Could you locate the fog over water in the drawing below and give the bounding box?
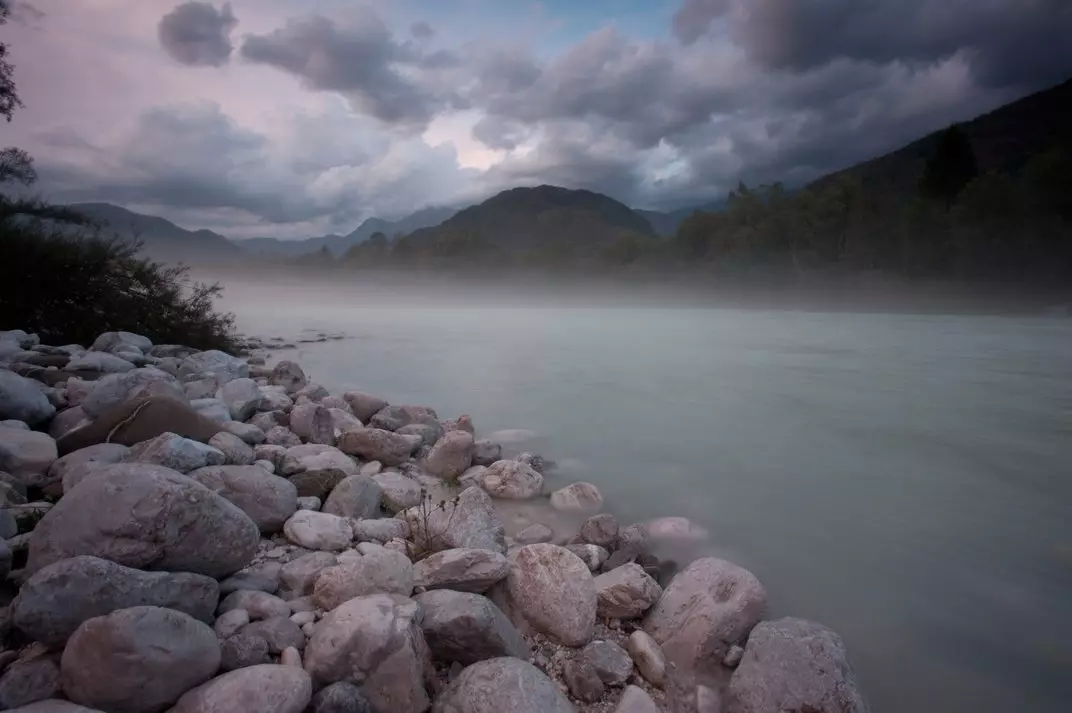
[215,273,1072,713]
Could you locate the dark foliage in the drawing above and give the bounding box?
[919,125,979,208]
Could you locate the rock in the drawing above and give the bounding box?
[171,663,311,713]
[259,387,294,412]
[251,411,286,432]
[504,544,596,646]
[396,423,439,447]
[368,404,438,433]
[266,427,302,448]
[217,378,266,422]
[311,682,373,713]
[312,550,414,610]
[64,352,135,374]
[304,594,431,713]
[281,647,302,668]
[184,376,219,401]
[179,350,249,384]
[5,700,110,713]
[413,548,510,593]
[79,369,185,420]
[0,655,62,710]
[186,465,298,533]
[477,460,543,500]
[219,590,292,620]
[401,486,506,555]
[289,404,335,446]
[565,544,610,571]
[580,514,619,548]
[46,443,128,489]
[563,657,605,702]
[433,657,573,713]
[90,331,151,353]
[614,686,660,713]
[626,631,665,686]
[280,444,357,476]
[12,556,218,647]
[724,644,744,668]
[220,634,270,670]
[125,432,225,473]
[371,471,422,513]
[441,414,474,434]
[322,474,383,519]
[336,428,420,467]
[724,618,870,713]
[214,609,250,639]
[297,496,321,511]
[424,431,474,481]
[341,392,387,423]
[0,371,55,425]
[594,563,663,619]
[47,406,88,440]
[239,616,306,654]
[1,329,39,349]
[270,361,308,393]
[0,509,17,539]
[289,468,349,500]
[61,606,220,713]
[282,511,353,551]
[350,518,408,543]
[0,427,57,487]
[279,552,338,599]
[415,590,529,666]
[645,517,710,545]
[27,464,260,578]
[208,431,256,465]
[56,396,222,455]
[328,408,364,437]
[223,420,266,445]
[550,482,604,514]
[582,640,633,686]
[515,523,553,545]
[643,557,767,673]
[470,440,501,467]
[190,398,231,424]
[603,525,653,572]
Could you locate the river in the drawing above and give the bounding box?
[218,274,1072,713]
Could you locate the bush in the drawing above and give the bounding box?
[0,197,238,351]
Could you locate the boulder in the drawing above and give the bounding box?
[61,606,220,713]
[297,495,320,510]
[613,686,660,713]
[416,590,528,666]
[563,658,604,702]
[432,658,573,713]
[412,548,510,593]
[341,392,387,423]
[367,404,438,433]
[724,618,870,713]
[168,664,312,713]
[580,514,619,549]
[515,523,553,545]
[470,440,501,467]
[56,396,222,455]
[47,406,89,440]
[396,423,439,447]
[186,465,298,533]
[290,404,335,446]
[594,563,663,619]
[239,617,306,654]
[223,420,266,445]
[0,364,50,425]
[0,655,62,710]
[12,555,218,647]
[371,471,422,513]
[289,468,349,500]
[190,398,231,424]
[336,428,420,467]
[1,329,39,349]
[423,431,474,481]
[311,682,373,713]
[27,464,259,578]
[179,350,249,384]
[90,331,151,353]
[645,517,710,545]
[208,431,255,465]
[280,444,357,476]
[626,631,665,686]
[350,518,408,543]
[64,352,135,374]
[267,427,302,448]
[312,550,414,610]
[322,474,383,519]
[219,561,282,595]
[217,378,266,422]
[328,408,364,437]
[282,511,353,551]
[476,460,543,500]
[400,486,506,555]
[254,443,287,467]
[125,432,225,473]
[643,557,767,673]
[184,376,219,401]
[80,369,184,420]
[5,700,107,713]
[603,524,653,572]
[0,427,58,487]
[220,634,270,671]
[503,544,596,646]
[46,443,128,488]
[582,640,633,686]
[279,552,338,600]
[259,387,294,412]
[549,482,604,513]
[270,361,308,393]
[304,594,432,713]
[219,590,292,621]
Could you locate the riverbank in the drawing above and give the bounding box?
[0,327,869,713]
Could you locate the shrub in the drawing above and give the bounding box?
[0,197,238,351]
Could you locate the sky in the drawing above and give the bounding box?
[2,0,1071,239]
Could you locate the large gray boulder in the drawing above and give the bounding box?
[0,371,56,425]
[270,361,308,393]
[593,562,663,619]
[643,557,767,673]
[725,618,870,713]
[0,655,62,710]
[124,432,225,473]
[400,486,506,556]
[581,640,633,686]
[80,369,184,419]
[279,552,338,600]
[310,682,373,713]
[304,594,432,713]
[423,431,474,481]
[217,378,266,422]
[90,331,151,354]
[312,550,414,610]
[372,471,422,513]
[350,518,408,543]
[27,464,260,578]
[60,606,220,713]
[476,460,543,500]
[368,404,438,433]
[498,543,596,647]
[322,474,382,519]
[280,444,357,476]
[46,443,128,489]
[412,548,509,593]
[549,482,604,513]
[208,431,256,465]
[0,427,58,487]
[341,392,387,423]
[218,590,292,620]
[186,465,298,534]
[282,510,353,551]
[168,664,312,713]
[415,590,529,666]
[289,404,335,446]
[12,556,218,647]
[337,428,420,466]
[239,617,306,654]
[64,352,135,374]
[179,350,249,384]
[432,658,573,713]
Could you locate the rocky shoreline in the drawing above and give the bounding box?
[0,327,870,713]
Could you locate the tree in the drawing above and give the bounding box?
[0,1,23,123]
[919,124,979,208]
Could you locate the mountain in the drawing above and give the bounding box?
[235,206,457,258]
[635,200,728,236]
[67,203,242,263]
[394,185,657,263]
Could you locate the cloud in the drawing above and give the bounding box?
[410,20,434,40]
[672,0,729,45]
[158,1,237,67]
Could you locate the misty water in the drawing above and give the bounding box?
[219,275,1071,713]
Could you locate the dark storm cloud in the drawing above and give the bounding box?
[240,11,460,128]
[158,1,237,67]
[410,20,434,40]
